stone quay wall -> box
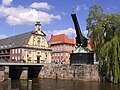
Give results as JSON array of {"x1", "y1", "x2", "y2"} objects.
[
  {"x1": 0, "y1": 64, "x2": 100, "y2": 81},
  {"x1": 39, "y1": 64, "x2": 100, "y2": 81}
]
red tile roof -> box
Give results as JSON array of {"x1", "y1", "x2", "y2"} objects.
[{"x1": 49, "y1": 34, "x2": 76, "y2": 45}]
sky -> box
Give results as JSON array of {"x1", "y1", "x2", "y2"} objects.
[{"x1": 0, "y1": 0, "x2": 120, "y2": 40}]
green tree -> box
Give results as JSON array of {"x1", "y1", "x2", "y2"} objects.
[
  {"x1": 87, "y1": 5, "x2": 120, "y2": 83},
  {"x1": 86, "y1": 5, "x2": 105, "y2": 60}
]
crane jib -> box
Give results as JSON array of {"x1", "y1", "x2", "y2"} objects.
[{"x1": 71, "y1": 13, "x2": 87, "y2": 47}]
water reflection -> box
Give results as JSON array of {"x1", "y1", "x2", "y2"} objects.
[
  {"x1": 32, "y1": 79, "x2": 42, "y2": 90},
  {"x1": 11, "y1": 80, "x2": 27, "y2": 90},
  {"x1": 1, "y1": 79, "x2": 120, "y2": 90}
]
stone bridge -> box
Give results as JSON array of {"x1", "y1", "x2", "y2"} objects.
[{"x1": 0, "y1": 63, "x2": 44, "y2": 80}]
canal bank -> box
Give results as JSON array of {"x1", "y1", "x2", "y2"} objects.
[
  {"x1": 39, "y1": 64, "x2": 100, "y2": 81},
  {"x1": 0, "y1": 64, "x2": 100, "y2": 81}
]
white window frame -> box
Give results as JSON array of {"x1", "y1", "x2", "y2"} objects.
[
  {"x1": 15, "y1": 49, "x2": 17, "y2": 54},
  {"x1": 13, "y1": 49, "x2": 14, "y2": 54},
  {"x1": 18, "y1": 56, "x2": 20, "y2": 60},
  {"x1": 15, "y1": 56, "x2": 17, "y2": 61}
]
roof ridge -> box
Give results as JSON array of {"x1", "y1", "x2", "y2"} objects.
[{"x1": 53, "y1": 34, "x2": 65, "y2": 36}]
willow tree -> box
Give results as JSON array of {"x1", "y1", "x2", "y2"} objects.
[
  {"x1": 87, "y1": 5, "x2": 120, "y2": 83},
  {"x1": 99, "y1": 14, "x2": 120, "y2": 83},
  {"x1": 100, "y1": 35, "x2": 120, "y2": 83}
]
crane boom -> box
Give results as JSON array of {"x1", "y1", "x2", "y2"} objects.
[{"x1": 71, "y1": 12, "x2": 87, "y2": 47}]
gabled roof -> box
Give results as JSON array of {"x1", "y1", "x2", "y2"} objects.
[
  {"x1": 49, "y1": 34, "x2": 76, "y2": 45},
  {"x1": 0, "y1": 31, "x2": 32, "y2": 47}
]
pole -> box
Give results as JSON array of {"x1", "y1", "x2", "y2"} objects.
[
  {"x1": 28, "y1": 80, "x2": 32, "y2": 90},
  {"x1": 8, "y1": 78, "x2": 11, "y2": 90}
]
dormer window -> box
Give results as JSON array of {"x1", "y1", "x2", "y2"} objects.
[
  {"x1": 9, "y1": 43, "x2": 12, "y2": 47},
  {"x1": 4, "y1": 44, "x2": 7, "y2": 48}
]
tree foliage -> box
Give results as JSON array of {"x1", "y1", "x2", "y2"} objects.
[{"x1": 87, "y1": 5, "x2": 120, "y2": 83}]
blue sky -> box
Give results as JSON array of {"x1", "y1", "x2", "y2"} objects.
[{"x1": 0, "y1": 0, "x2": 120, "y2": 40}]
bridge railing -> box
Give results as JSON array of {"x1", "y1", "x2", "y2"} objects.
[
  {"x1": 0, "y1": 60, "x2": 46, "y2": 65},
  {"x1": 0, "y1": 59, "x2": 23, "y2": 63}
]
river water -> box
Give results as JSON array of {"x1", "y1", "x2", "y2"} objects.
[{"x1": 0, "y1": 79, "x2": 120, "y2": 90}]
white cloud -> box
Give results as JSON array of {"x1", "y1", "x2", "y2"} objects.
[
  {"x1": 114, "y1": 7, "x2": 118, "y2": 9},
  {"x1": 106, "y1": 7, "x2": 112, "y2": 12},
  {"x1": 49, "y1": 28, "x2": 75, "y2": 35},
  {"x1": 62, "y1": 12, "x2": 67, "y2": 16},
  {"x1": 76, "y1": 5, "x2": 80, "y2": 11},
  {"x1": 0, "y1": 34, "x2": 8, "y2": 39},
  {"x1": 30, "y1": 2, "x2": 53, "y2": 10},
  {"x1": 44, "y1": 28, "x2": 88, "y2": 40},
  {"x1": 106, "y1": 6, "x2": 119, "y2": 12},
  {"x1": 2, "y1": 0, "x2": 13, "y2": 6},
  {"x1": 0, "y1": 5, "x2": 61, "y2": 26},
  {"x1": 76, "y1": 4, "x2": 88, "y2": 11},
  {"x1": 45, "y1": 28, "x2": 76, "y2": 39}
]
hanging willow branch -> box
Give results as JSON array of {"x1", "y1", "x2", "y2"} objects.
[{"x1": 100, "y1": 36, "x2": 120, "y2": 83}]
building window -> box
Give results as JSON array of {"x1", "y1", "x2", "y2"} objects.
[
  {"x1": 45, "y1": 52, "x2": 47, "y2": 57},
  {"x1": 54, "y1": 47, "x2": 56, "y2": 51},
  {"x1": 18, "y1": 56, "x2": 20, "y2": 60},
  {"x1": 13, "y1": 49, "x2": 14, "y2": 54},
  {"x1": 60, "y1": 45, "x2": 63, "y2": 51},
  {"x1": 59, "y1": 53, "x2": 61, "y2": 56},
  {"x1": 18, "y1": 49, "x2": 20, "y2": 53},
  {"x1": 66, "y1": 53, "x2": 69, "y2": 56},
  {"x1": 9, "y1": 43, "x2": 12, "y2": 47},
  {"x1": 12, "y1": 56, "x2": 14, "y2": 59},
  {"x1": 15, "y1": 49, "x2": 17, "y2": 53},
  {"x1": 38, "y1": 37, "x2": 41, "y2": 47},
  {"x1": 29, "y1": 50, "x2": 31, "y2": 54},
  {"x1": 58, "y1": 46, "x2": 60, "y2": 51},
  {"x1": 15, "y1": 56, "x2": 17, "y2": 61},
  {"x1": 42, "y1": 38, "x2": 45, "y2": 47},
  {"x1": 66, "y1": 45, "x2": 69, "y2": 50},
  {"x1": 4, "y1": 44, "x2": 7, "y2": 48},
  {"x1": 52, "y1": 53, "x2": 54, "y2": 56},
  {"x1": 23, "y1": 50, "x2": 26, "y2": 59}
]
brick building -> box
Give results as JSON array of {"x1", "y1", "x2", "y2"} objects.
[{"x1": 49, "y1": 34, "x2": 76, "y2": 64}]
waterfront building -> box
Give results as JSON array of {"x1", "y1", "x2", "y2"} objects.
[
  {"x1": 0, "y1": 20, "x2": 52, "y2": 64},
  {"x1": 49, "y1": 34, "x2": 76, "y2": 64}
]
